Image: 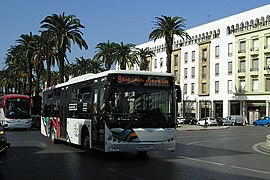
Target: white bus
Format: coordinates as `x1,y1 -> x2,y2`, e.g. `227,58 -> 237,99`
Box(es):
41,70 -> 180,153
0,94 -> 32,130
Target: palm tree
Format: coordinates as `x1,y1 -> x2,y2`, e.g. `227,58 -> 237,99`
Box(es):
74,56 -> 93,75
114,42 -> 139,70
16,33 -> 38,96
136,47 -> 155,71
94,41 -> 117,70
89,58 -> 104,73
40,12 -> 88,83
40,31 -> 57,87
149,15 -> 189,73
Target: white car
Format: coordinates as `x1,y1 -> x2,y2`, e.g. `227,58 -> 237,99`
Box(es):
197,117 -> 218,126
176,117 -> 185,126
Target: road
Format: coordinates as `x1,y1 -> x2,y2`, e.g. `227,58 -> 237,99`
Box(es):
0,126 -> 270,180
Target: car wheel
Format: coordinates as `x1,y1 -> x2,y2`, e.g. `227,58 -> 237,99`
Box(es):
267,122 -> 270,126
254,123 -> 257,126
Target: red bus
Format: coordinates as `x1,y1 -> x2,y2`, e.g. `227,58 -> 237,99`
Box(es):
0,94 -> 32,130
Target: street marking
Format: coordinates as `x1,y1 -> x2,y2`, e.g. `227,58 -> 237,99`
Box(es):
178,155 -> 225,166
230,165 -> 270,175
185,140 -> 212,145
178,155 -> 270,176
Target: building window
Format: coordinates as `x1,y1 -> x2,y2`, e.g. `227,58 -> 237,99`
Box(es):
215,63 -> 219,76
266,78 -> 270,91
228,43 -> 233,57
252,79 -> 259,92
215,81 -> 219,94
265,57 -> 270,70
154,59 -> 157,69
191,83 -> 195,94
184,68 -> 188,79
160,58 -> 163,68
191,67 -> 195,78
228,80 -> 232,93
184,52 -> 188,63
265,36 -> 270,49
239,41 -> 246,53
174,55 -> 178,66
215,46 -> 220,58
239,60 -> 246,72
184,84 -> 187,94
251,58 -> 258,71
252,38 -> 259,51
202,83 -> 206,94
192,51 -> 195,62
202,66 -> 207,79
202,49 -> 207,61
240,79 -> 246,92
228,61 -> 232,75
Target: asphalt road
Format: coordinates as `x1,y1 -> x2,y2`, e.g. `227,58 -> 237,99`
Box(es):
0,126 -> 270,180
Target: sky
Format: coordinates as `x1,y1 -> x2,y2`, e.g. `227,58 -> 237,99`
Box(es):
1,0 -> 270,70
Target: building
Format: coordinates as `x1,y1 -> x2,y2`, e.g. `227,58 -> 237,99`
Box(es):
133,4 -> 270,124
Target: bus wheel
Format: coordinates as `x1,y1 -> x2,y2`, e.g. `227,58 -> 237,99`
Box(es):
82,131 -> 90,152
51,127 -> 58,144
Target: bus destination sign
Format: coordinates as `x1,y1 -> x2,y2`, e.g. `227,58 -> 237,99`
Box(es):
117,75 -> 170,87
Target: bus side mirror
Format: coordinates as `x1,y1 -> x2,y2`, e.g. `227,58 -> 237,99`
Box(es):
175,85 -> 181,102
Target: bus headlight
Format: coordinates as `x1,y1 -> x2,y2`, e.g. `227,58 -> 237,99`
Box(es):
0,131 -> 4,135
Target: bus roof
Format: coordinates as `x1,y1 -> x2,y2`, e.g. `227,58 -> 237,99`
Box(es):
1,94 -> 31,99
53,70 -> 175,89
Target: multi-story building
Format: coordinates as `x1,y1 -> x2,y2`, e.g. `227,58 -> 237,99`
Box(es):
125,4 -> 270,124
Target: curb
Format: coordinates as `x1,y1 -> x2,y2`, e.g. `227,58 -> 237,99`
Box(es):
257,142 -> 270,154
177,125 -> 230,131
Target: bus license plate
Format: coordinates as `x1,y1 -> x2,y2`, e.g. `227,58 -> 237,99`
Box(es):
137,145 -> 153,150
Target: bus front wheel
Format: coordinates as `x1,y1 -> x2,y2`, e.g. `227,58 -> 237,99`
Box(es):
50,126 -> 58,144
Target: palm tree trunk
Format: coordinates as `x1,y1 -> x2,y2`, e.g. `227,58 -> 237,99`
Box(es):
46,57 -> 51,87
59,48 -> 65,83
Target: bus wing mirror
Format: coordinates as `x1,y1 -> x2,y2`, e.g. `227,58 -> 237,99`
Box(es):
175,85 -> 181,102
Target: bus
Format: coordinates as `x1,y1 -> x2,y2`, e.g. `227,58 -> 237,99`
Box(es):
0,94 -> 33,130
41,70 -> 180,153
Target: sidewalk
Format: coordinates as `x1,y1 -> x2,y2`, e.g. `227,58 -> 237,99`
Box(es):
176,124 -> 229,131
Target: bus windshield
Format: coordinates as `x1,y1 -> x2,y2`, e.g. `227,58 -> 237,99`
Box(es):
105,85 -> 174,129
5,99 -> 31,119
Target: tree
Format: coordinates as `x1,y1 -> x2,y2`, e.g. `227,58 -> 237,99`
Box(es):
136,47 -> 155,71
114,42 -> 139,70
40,12 -> 88,83
94,41 -> 117,70
149,15 -> 189,73
16,33 -> 38,96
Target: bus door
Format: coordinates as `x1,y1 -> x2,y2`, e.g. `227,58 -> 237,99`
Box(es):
92,87 -> 105,150
59,87 -> 69,139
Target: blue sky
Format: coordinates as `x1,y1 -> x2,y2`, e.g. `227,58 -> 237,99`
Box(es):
1,1 -> 270,69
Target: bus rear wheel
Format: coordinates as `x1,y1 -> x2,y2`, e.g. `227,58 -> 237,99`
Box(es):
82,131 -> 90,152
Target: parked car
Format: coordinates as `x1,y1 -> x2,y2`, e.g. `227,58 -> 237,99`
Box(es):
253,116 -> 270,126
176,117 -> 185,126
0,124 -> 10,154
223,115 -> 244,126
184,117 -> 198,125
197,117 -> 218,126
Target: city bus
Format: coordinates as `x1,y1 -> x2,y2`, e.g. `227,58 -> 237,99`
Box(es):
0,94 -> 33,130
41,70 -> 180,153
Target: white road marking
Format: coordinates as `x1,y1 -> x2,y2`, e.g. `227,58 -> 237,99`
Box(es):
185,140 -> 212,145
178,155 -> 225,166
178,155 -> 270,176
